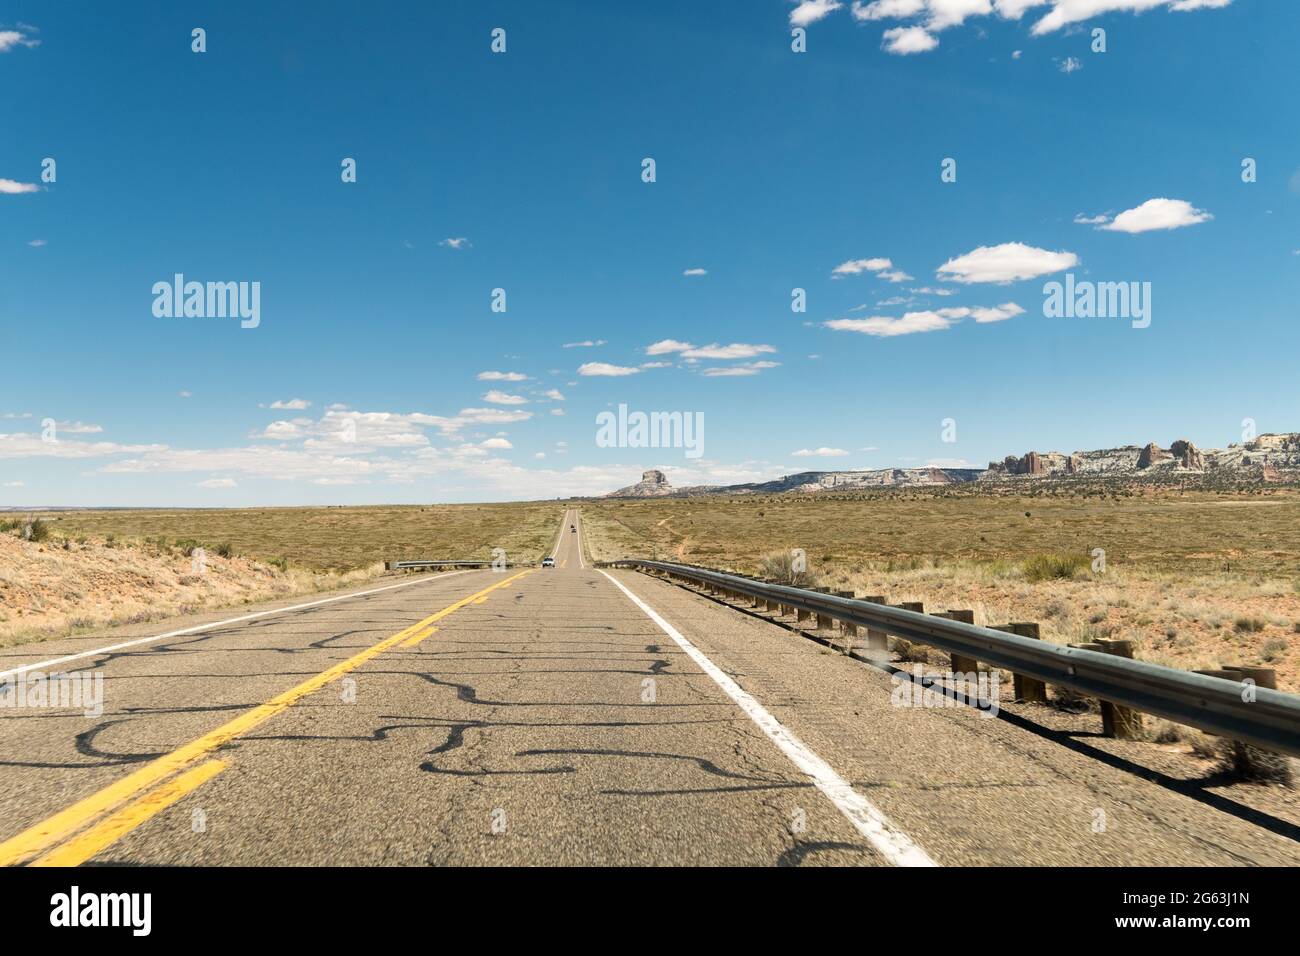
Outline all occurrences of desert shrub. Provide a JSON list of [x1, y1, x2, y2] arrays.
[[270, 556, 289, 572], [25, 518, 50, 542], [1150, 721, 1188, 745], [1022, 552, 1091, 583], [1261, 638, 1288, 662], [759, 550, 818, 587], [1234, 617, 1266, 634], [214, 542, 234, 559], [1213, 740, 1293, 786]]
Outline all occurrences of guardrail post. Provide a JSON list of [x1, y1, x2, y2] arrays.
[[812, 588, 834, 630], [1095, 639, 1143, 740], [1001, 622, 1047, 702], [862, 595, 889, 656], [945, 610, 978, 674], [833, 591, 857, 636]]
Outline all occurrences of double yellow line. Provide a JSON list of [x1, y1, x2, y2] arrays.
[[1, 568, 533, 867]]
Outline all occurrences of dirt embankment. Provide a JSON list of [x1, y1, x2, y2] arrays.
[[0, 532, 383, 649]]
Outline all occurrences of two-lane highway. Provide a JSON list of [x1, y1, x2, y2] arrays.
[[2, 507, 1298, 865]]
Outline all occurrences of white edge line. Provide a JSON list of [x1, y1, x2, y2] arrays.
[[599, 569, 938, 868], [0, 570, 474, 681]]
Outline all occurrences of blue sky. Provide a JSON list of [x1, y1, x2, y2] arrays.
[[2, 0, 1296, 506]]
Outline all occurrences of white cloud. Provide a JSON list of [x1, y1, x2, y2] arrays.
[[910, 286, 956, 296], [825, 301, 1023, 335], [2, 480, 24, 487], [266, 398, 311, 410], [563, 340, 606, 348], [1058, 56, 1082, 72], [439, 237, 470, 249], [27, 238, 46, 247], [826, 310, 961, 337], [477, 370, 528, 382], [178, 390, 192, 399], [937, 242, 1078, 283], [482, 390, 529, 405], [646, 339, 695, 355], [832, 257, 893, 277], [534, 452, 546, 459], [790, 0, 845, 26], [682, 343, 777, 360], [550, 408, 566, 416], [54, 421, 103, 434], [791, 447, 851, 457], [882, 25, 939, 52], [1073, 213, 1110, 225], [0, 433, 166, 459], [971, 302, 1025, 323], [852, 0, 927, 19], [480, 438, 513, 450], [682, 267, 708, 276], [542, 388, 565, 400], [1031, 1, 1229, 36], [926, 0, 995, 29], [1096, 197, 1213, 233], [198, 478, 237, 488], [995, 1, 1050, 17], [700, 361, 780, 377], [0, 178, 39, 194], [877, 268, 913, 282], [836, 1, 1231, 50], [926, 457, 974, 467], [578, 362, 640, 377], [0, 30, 39, 53], [640, 361, 673, 369]]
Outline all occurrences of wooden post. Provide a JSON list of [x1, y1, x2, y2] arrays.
[[812, 587, 834, 630], [945, 609, 978, 675], [1095, 639, 1143, 740], [862, 595, 889, 656], [1005, 622, 1047, 703], [1232, 665, 1277, 692], [833, 590, 858, 636]]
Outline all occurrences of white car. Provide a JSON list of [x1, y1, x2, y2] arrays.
[[541, 557, 555, 568]]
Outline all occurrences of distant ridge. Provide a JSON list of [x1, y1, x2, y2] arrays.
[[602, 434, 1300, 498]]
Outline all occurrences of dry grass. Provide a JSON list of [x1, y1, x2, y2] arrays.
[[2, 503, 565, 648], [582, 489, 1300, 690], [29, 502, 565, 572]]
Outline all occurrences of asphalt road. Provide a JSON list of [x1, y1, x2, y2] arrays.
[[1, 507, 1298, 866]]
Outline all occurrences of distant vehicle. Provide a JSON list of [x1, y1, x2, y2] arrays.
[[571, 526, 576, 532], [541, 557, 555, 568]]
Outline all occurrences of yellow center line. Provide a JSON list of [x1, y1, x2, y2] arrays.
[[399, 625, 438, 648], [0, 568, 533, 867], [31, 759, 229, 868]]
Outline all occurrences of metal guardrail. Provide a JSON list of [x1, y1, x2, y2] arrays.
[[601, 558, 1300, 758], [385, 559, 514, 570]]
